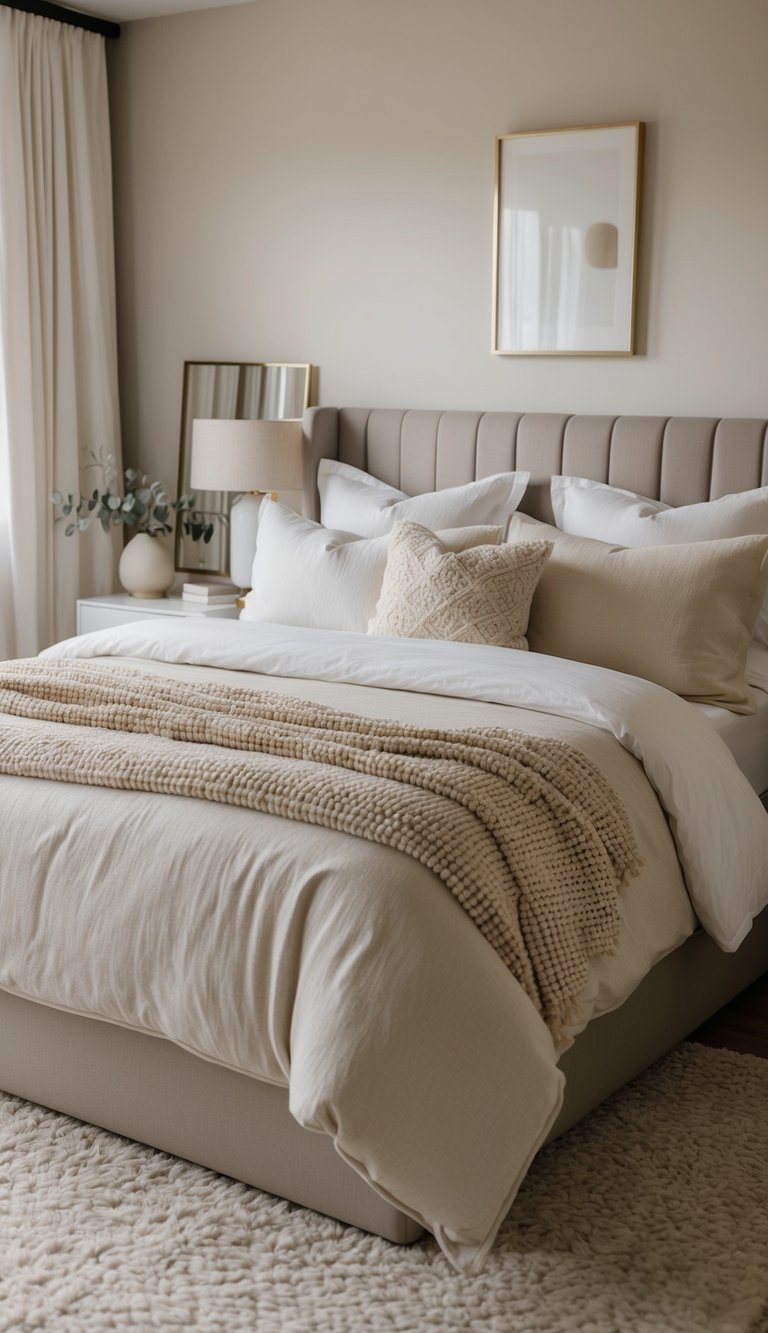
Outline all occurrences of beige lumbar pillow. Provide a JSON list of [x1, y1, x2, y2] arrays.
[[506, 512, 768, 713], [368, 520, 552, 648]]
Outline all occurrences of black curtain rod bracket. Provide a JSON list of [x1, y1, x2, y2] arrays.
[[0, 0, 120, 39]]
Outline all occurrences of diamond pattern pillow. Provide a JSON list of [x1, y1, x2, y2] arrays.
[[368, 521, 552, 648]]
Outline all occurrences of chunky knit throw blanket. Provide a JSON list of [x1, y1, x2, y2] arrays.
[[0, 659, 641, 1038]]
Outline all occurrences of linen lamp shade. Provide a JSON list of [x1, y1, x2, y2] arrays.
[[190, 418, 304, 493], [190, 418, 304, 587]]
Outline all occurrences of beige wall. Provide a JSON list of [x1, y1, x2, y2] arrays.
[[108, 0, 768, 485]]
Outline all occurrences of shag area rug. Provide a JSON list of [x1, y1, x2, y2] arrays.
[[1, 1043, 767, 1333]]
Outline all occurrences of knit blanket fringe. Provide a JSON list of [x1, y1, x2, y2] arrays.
[[0, 659, 642, 1039]]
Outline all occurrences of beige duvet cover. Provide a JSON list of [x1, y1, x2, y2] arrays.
[[0, 626, 718, 1273]]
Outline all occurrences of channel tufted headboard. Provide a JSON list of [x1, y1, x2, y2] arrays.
[[302, 408, 768, 524]]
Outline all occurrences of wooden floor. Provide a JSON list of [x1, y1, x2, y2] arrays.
[[692, 971, 768, 1058]]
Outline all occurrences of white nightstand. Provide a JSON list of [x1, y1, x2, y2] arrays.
[[76, 594, 240, 636]]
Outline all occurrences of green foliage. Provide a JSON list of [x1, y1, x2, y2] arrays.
[[51, 450, 229, 543]]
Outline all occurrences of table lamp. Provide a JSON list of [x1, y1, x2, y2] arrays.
[[190, 418, 303, 587]]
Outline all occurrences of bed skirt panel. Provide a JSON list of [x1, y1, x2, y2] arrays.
[[1, 904, 766, 1248], [0, 990, 423, 1244]]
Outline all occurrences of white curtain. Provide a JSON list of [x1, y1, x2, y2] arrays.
[[0, 7, 122, 659]]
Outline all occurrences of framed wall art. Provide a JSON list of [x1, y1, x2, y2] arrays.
[[492, 122, 644, 356]]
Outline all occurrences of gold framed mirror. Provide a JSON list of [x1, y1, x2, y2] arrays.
[[175, 360, 313, 575]]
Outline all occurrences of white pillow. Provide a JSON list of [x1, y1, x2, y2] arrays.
[[239, 501, 502, 633], [551, 475, 768, 645], [318, 459, 529, 538]]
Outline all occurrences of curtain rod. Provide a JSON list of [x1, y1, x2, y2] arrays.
[[0, 0, 120, 38]]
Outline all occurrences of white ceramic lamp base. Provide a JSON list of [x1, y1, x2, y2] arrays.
[[229, 492, 267, 588]]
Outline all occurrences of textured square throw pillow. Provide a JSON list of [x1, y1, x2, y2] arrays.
[[368, 521, 552, 648], [318, 459, 529, 538], [507, 512, 768, 713]]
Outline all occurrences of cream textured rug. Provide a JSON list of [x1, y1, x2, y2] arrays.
[[1, 1043, 767, 1333]]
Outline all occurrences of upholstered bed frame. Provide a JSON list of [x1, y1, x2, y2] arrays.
[[3, 407, 767, 1248], [300, 407, 768, 524]]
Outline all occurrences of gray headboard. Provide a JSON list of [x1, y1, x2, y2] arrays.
[[302, 407, 768, 524]]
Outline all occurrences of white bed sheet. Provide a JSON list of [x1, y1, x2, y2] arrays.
[[693, 686, 768, 795]]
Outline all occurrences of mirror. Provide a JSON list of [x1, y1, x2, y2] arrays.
[[175, 361, 313, 574]]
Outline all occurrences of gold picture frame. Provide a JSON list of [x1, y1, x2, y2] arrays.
[[492, 123, 644, 356]]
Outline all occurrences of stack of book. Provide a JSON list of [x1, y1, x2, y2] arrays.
[[181, 581, 240, 607]]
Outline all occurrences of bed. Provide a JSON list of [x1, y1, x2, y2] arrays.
[[1, 407, 767, 1275]]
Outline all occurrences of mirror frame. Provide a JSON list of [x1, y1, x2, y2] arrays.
[[175, 360, 313, 575]]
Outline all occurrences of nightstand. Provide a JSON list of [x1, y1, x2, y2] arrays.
[[76, 594, 240, 636]]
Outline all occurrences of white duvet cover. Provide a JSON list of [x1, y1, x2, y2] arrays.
[[1, 620, 764, 1274], [44, 618, 768, 948]]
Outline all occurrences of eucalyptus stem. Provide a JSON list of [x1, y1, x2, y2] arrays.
[[51, 449, 229, 543]]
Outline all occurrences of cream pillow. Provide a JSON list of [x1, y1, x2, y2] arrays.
[[318, 459, 529, 538], [551, 475, 768, 645], [368, 521, 552, 648], [240, 502, 502, 633], [506, 513, 768, 713]]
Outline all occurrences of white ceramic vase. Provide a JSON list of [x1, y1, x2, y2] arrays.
[[118, 533, 175, 599]]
